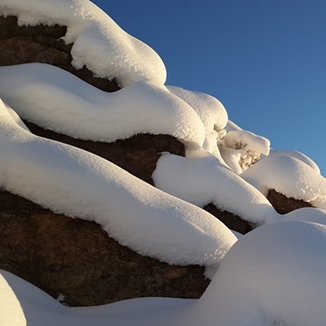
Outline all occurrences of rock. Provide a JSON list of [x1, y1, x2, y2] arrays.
[[203, 203, 254, 234], [266, 189, 312, 214], [0, 190, 209, 306], [24, 121, 185, 186], [0, 15, 120, 92]]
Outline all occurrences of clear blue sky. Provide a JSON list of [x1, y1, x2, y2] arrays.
[[93, 0, 326, 175]]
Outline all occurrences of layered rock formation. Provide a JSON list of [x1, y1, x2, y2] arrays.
[[0, 13, 316, 307], [0, 14, 208, 306], [0, 191, 209, 306]]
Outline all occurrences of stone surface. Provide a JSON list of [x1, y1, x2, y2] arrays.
[[266, 188, 312, 214], [0, 15, 120, 92], [0, 191, 209, 307], [24, 121, 185, 186], [203, 203, 254, 234]]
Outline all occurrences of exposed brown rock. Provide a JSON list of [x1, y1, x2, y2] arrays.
[[203, 203, 254, 234], [0, 190, 209, 306], [24, 121, 185, 186], [0, 15, 120, 92], [266, 189, 312, 214]]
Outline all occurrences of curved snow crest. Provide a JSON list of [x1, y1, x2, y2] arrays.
[[0, 100, 236, 267], [268, 149, 321, 173], [167, 85, 229, 160], [0, 63, 205, 147], [167, 86, 228, 132], [241, 153, 326, 208], [152, 153, 278, 225], [0, 0, 166, 86], [200, 221, 326, 326]]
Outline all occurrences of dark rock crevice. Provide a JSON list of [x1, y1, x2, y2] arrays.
[[24, 121, 185, 186]]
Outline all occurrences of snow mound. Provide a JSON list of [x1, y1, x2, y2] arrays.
[[153, 152, 277, 225], [200, 221, 326, 326], [0, 0, 166, 86], [268, 149, 321, 173], [241, 153, 326, 207], [167, 86, 228, 133], [0, 273, 26, 326], [0, 63, 205, 147], [0, 99, 236, 267], [219, 129, 270, 173]]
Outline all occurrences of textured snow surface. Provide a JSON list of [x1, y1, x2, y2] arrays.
[[219, 129, 270, 173]]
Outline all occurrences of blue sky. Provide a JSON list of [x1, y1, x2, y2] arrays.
[[93, 0, 326, 175]]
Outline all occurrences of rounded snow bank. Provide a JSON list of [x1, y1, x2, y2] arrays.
[[200, 221, 326, 326], [0, 273, 26, 326], [167, 86, 228, 132], [0, 63, 205, 147], [241, 153, 326, 208], [153, 153, 277, 225], [0, 0, 166, 86]]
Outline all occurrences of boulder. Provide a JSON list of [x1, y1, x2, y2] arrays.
[[0, 190, 209, 306], [266, 188, 312, 214]]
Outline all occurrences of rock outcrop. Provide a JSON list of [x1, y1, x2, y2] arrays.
[[0, 13, 316, 308], [266, 189, 312, 214], [0, 14, 203, 306], [0, 190, 209, 306], [24, 121, 185, 186]]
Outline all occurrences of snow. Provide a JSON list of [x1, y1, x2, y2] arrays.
[[241, 152, 326, 208], [0, 0, 166, 87], [152, 152, 277, 225], [0, 273, 26, 326], [199, 221, 326, 326], [219, 129, 270, 173], [1, 0, 326, 325], [0, 63, 205, 147]]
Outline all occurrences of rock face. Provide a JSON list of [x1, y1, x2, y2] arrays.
[[266, 189, 312, 214], [0, 191, 209, 306], [0, 15, 120, 92], [24, 121, 185, 186]]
